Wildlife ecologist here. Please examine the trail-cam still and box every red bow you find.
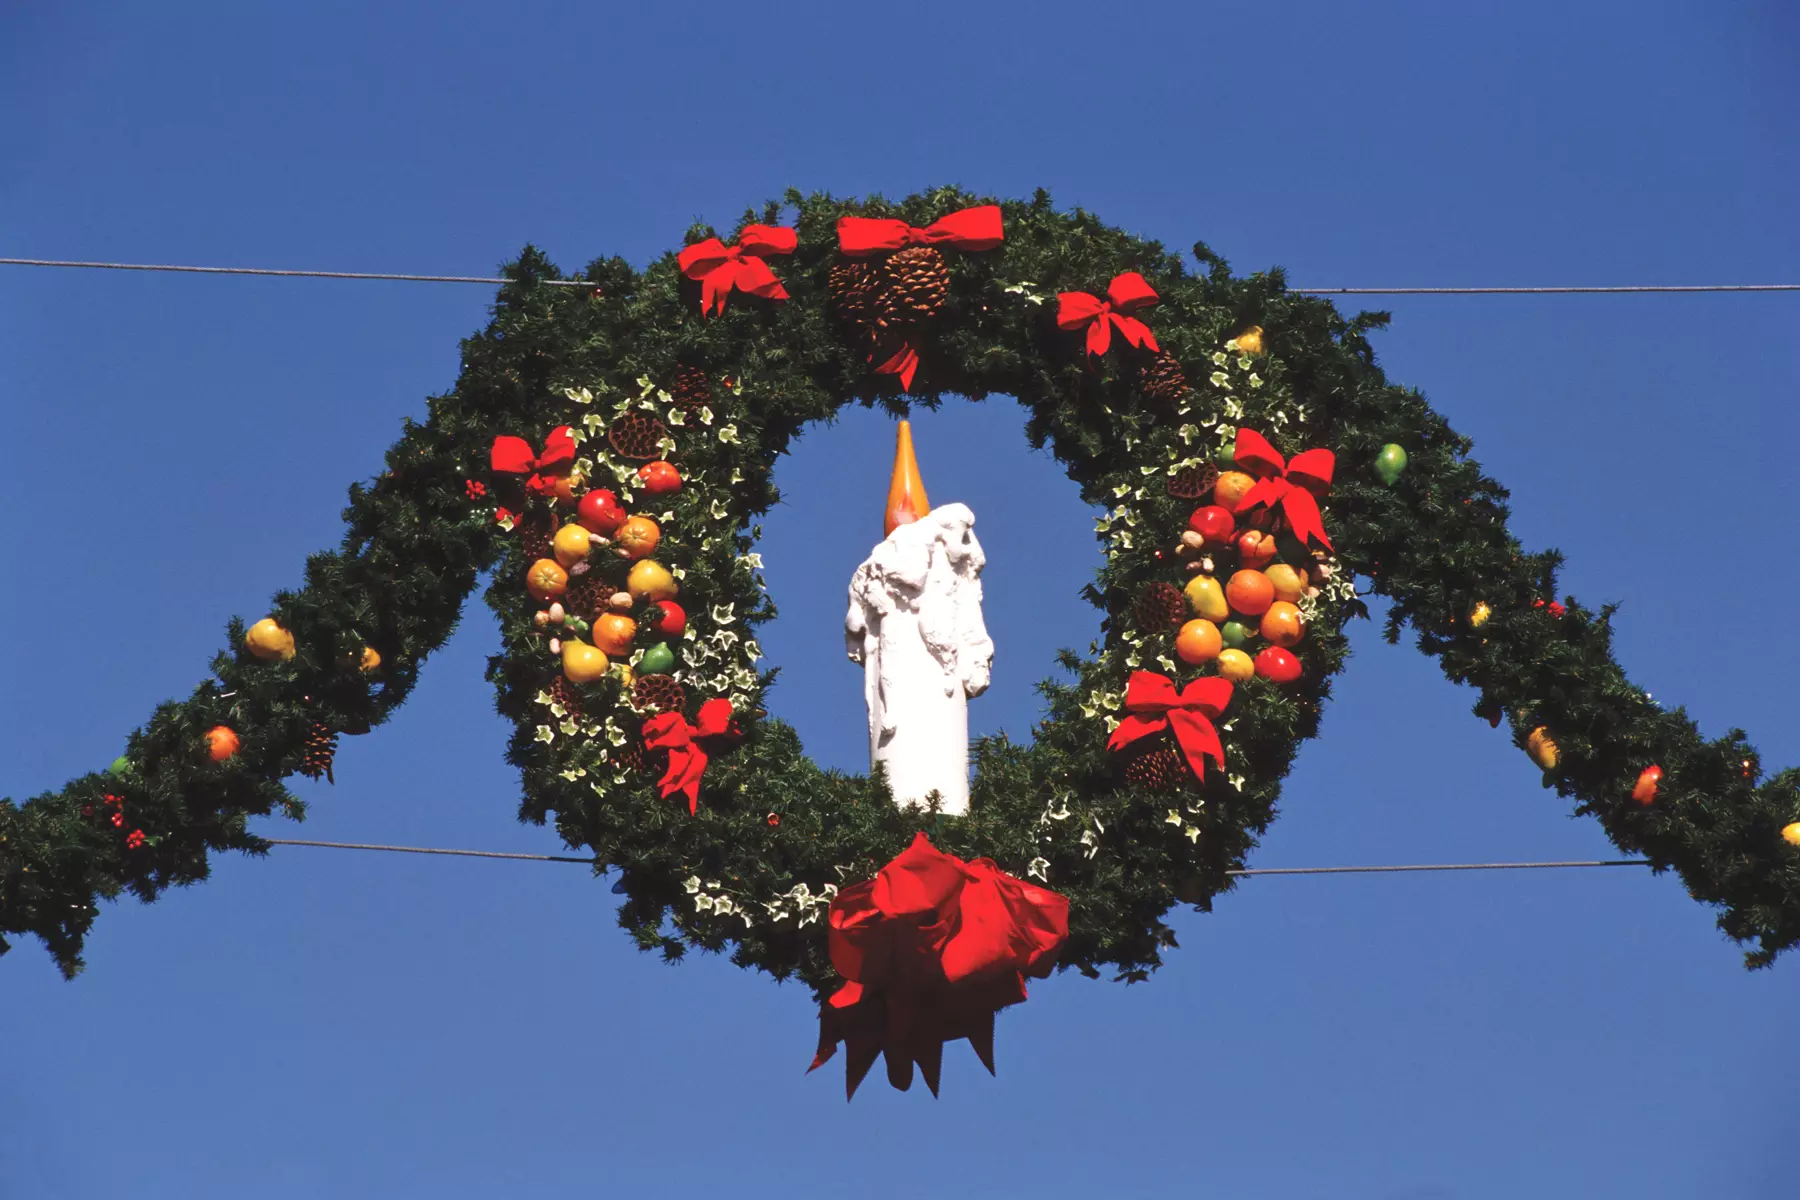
[1231,428,1336,551]
[835,204,1005,256]
[489,426,577,496]
[836,206,1005,391]
[676,225,798,316]
[1056,272,1160,357]
[1106,671,1234,781]
[641,698,740,814]
[810,832,1069,1098]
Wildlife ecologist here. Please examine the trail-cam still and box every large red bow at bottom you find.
[641,698,740,814]
[676,224,798,316]
[1232,427,1336,551]
[1106,671,1235,781]
[1056,271,1160,357]
[810,832,1069,1099]
[490,426,576,496]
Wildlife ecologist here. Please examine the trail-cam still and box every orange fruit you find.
[1265,563,1308,604]
[1217,648,1255,682]
[592,612,638,657]
[1214,470,1257,510]
[614,515,661,560]
[526,558,569,601]
[1225,569,1275,616]
[1175,619,1223,665]
[204,725,240,762]
[244,618,296,662]
[1236,529,1278,570]
[1260,600,1305,647]
[548,471,583,504]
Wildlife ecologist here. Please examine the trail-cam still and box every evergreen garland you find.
[3,186,1796,991]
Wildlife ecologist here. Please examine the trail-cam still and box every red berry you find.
[637,461,682,496]
[577,489,627,534]
[652,600,687,636]
[111,812,125,828]
[126,830,146,849]
[1254,645,1303,684]
[1187,505,1236,545]
[766,812,780,827]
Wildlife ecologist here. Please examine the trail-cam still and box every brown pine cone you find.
[1137,352,1189,405]
[630,674,687,714]
[1167,463,1220,501]
[548,677,583,722]
[1123,743,1186,793]
[877,245,949,325]
[564,574,606,621]
[517,508,555,564]
[1133,582,1188,633]
[607,413,668,460]
[828,260,882,324]
[298,722,338,784]
[671,364,713,412]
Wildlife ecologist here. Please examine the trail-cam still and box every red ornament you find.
[766,812,781,827]
[494,506,517,526]
[641,699,742,815]
[1187,504,1237,545]
[652,600,687,636]
[577,488,628,535]
[1105,671,1234,782]
[1254,645,1303,684]
[636,461,682,496]
[677,224,797,316]
[1056,273,1160,357]
[809,832,1069,1098]
[1231,428,1336,552]
[1633,765,1662,805]
[489,427,577,497]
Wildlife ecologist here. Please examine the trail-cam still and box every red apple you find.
[652,599,687,636]
[1254,645,1302,684]
[1187,504,1236,545]
[577,488,627,534]
[637,460,682,496]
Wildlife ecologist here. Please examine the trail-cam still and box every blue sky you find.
[3,3,1798,1197]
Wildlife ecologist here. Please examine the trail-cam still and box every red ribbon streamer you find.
[835,206,1006,391]
[489,426,577,496]
[1231,428,1336,551]
[835,205,1005,256]
[1106,670,1234,781]
[641,698,740,814]
[1056,272,1161,357]
[810,832,1069,1098]
[676,225,798,317]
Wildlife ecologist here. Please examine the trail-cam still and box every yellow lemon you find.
[245,618,296,662]
[1781,822,1800,847]
[553,523,594,567]
[358,646,382,673]
[1217,648,1255,682]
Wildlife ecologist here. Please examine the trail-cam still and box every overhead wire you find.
[3,257,1797,295]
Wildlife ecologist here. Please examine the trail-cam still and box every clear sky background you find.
[4,3,1799,1197]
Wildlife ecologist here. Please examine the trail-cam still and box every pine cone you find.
[518,507,555,564]
[671,364,712,412]
[1134,582,1188,633]
[298,722,338,784]
[877,245,950,325]
[548,677,583,722]
[1137,352,1189,405]
[564,574,606,621]
[630,675,687,714]
[1167,463,1219,501]
[828,260,882,324]
[607,413,668,460]
[1123,743,1185,793]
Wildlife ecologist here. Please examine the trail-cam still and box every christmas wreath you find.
[5,188,1799,1095]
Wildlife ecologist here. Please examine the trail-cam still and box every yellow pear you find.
[627,559,679,603]
[553,523,594,567]
[561,639,610,685]
[1183,575,1229,623]
[1526,726,1559,770]
[245,618,296,661]
[358,646,382,673]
